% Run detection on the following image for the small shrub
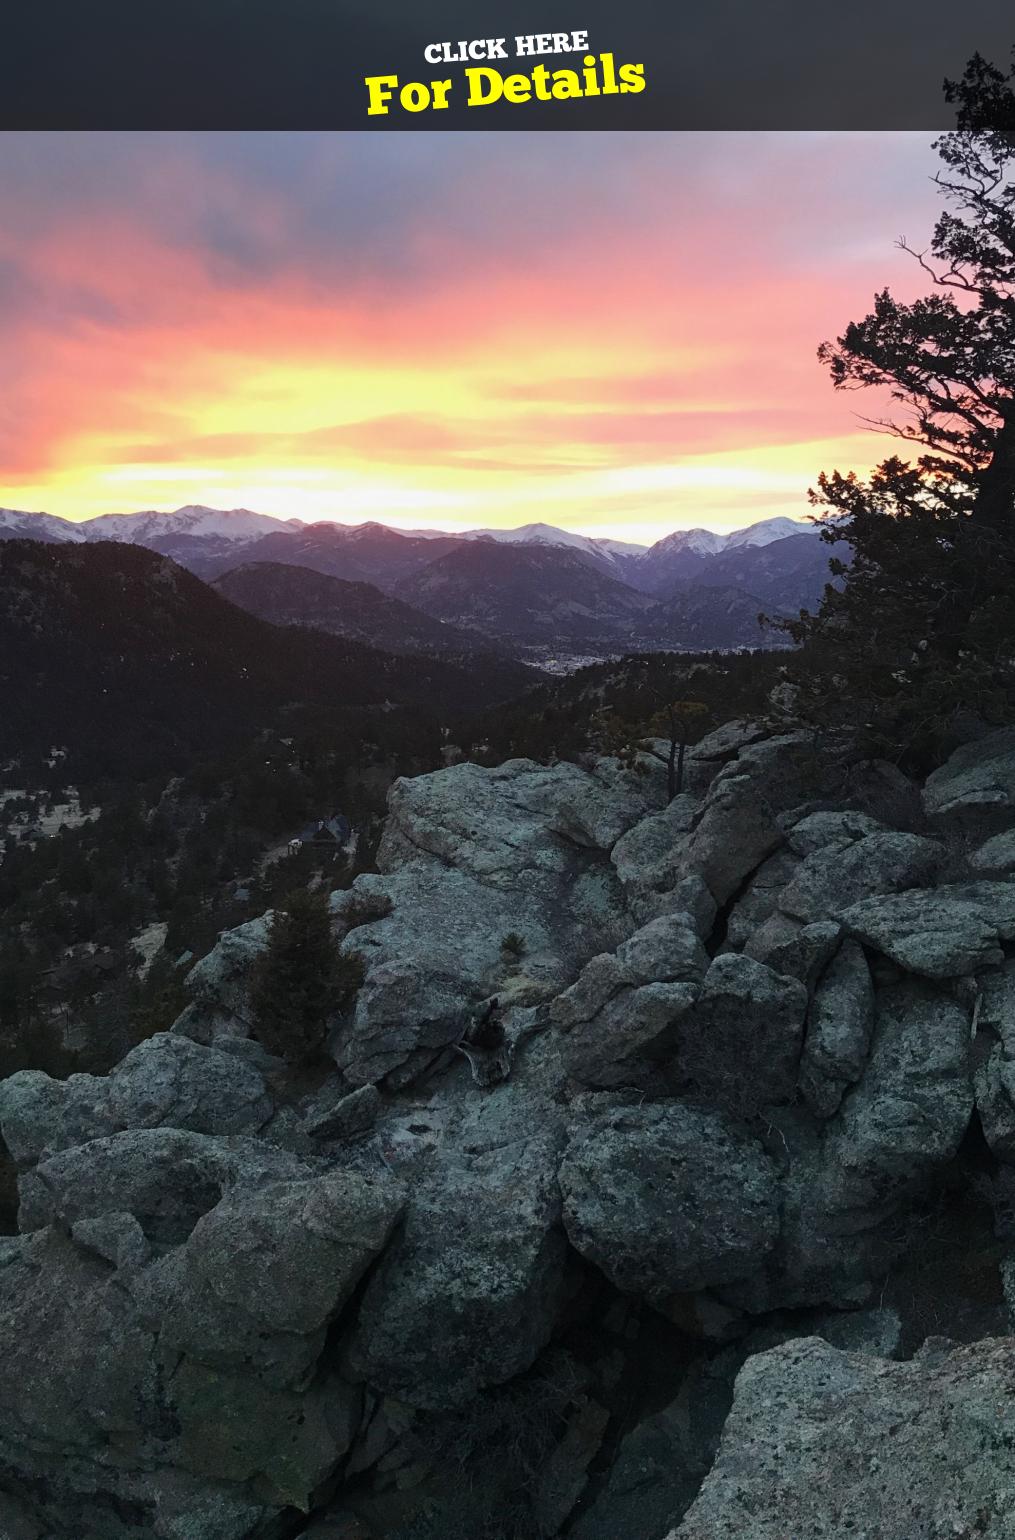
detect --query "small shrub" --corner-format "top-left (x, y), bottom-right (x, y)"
top-left (500, 932), bottom-right (527, 961)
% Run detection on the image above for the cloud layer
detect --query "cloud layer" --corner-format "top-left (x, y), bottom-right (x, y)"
top-left (0, 131), bottom-right (943, 539)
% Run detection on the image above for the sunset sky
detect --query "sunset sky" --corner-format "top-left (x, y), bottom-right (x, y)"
top-left (0, 132), bottom-right (943, 543)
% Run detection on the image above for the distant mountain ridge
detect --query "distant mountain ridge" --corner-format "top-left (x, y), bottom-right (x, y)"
top-left (0, 503), bottom-right (815, 569)
top-left (0, 504), bottom-right (840, 656)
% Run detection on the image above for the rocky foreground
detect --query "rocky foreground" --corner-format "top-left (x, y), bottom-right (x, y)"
top-left (4, 724), bottom-right (1015, 1536)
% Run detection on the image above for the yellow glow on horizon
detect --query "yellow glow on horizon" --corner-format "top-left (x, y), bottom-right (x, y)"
top-left (6, 340), bottom-right (888, 541)
top-left (1, 283), bottom-right (897, 542)
top-left (9, 434), bottom-right (884, 543)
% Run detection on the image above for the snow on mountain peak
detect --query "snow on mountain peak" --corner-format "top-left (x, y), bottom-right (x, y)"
top-left (83, 506), bottom-right (301, 544)
top-left (464, 522), bottom-right (648, 563)
top-left (471, 522), bottom-right (592, 548)
top-left (722, 517), bottom-right (812, 550)
top-left (0, 508), bottom-right (87, 543)
top-left (649, 517), bottom-right (812, 558)
top-left (652, 528), bottom-right (726, 557)
top-left (595, 537), bottom-right (651, 557)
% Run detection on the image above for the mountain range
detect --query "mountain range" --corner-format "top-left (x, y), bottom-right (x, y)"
top-left (0, 504), bottom-right (844, 659)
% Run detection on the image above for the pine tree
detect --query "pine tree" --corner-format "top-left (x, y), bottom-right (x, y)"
top-left (780, 50), bottom-right (1015, 764)
top-left (250, 888), bottom-right (362, 1066)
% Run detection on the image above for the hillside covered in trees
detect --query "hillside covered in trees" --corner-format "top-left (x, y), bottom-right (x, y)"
top-left (0, 539), bottom-right (532, 785)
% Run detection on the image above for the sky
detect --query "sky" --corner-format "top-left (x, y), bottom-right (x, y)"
top-left (0, 131), bottom-right (945, 543)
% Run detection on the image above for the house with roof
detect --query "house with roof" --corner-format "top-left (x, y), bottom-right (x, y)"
top-left (287, 814), bottom-right (353, 856)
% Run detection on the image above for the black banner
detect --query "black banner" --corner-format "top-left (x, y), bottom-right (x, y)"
top-left (3, 0), bottom-right (1013, 130)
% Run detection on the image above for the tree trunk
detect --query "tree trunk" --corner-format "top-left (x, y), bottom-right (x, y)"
top-left (973, 406), bottom-right (1015, 536)
top-left (931, 406), bottom-right (1015, 661)
top-left (675, 735), bottom-right (687, 796)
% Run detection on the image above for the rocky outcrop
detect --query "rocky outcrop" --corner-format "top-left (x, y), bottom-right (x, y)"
top-left (923, 725), bottom-right (1015, 832)
top-left (609, 793), bottom-right (698, 908)
top-left (571, 1306), bottom-right (899, 1540)
top-left (742, 914), bottom-right (841, 985)
top-left (554, 939), bottom-right (811, 1102)
top-left (675, 779), bottom-right (784, 905)
top-left (6, 726), bottom-right (1015, 1537)
top-left (678, 717), bottom-right (772, 795)
top-left (673, 1336), bottom-right (1015, 1539)
top-left (553, 913), bottom-right (708, 1089)
top-left (822, 980), bottom-right (972, 1218)
top-left (670, 953), bottom-right (808, 1109)
top-left (839, 884), bottom-right (1011, 977)
top-left (560, 1101), bottom-right (780, 1305)
top-left (724, 848), bottom-right (800, 948)
top-left (154, 1167), bottom-right (403, 1385)
top-left (0, 1033), bottom-right (275, 1164)
top-left (347, 1128), bottom-right (567, 1409)
top-left (301, 1082), bottom-right (382, 1143)
top-left (558, 977), bottom-right (699, 1090)
top-left (750, 980), bottom-right (973, 1312)
top-left (17, 1128), bottom-right (312, 1242)
top-left (973, 961), bottom-right (1015, 1160)
top-left (970, 828), bottom-right (1015, 876)
top-left (329, 757), bottom-right (662, 1086)
top-left (783, 808), bottom-right (888, 856)
top-left (619, 729), bottom-right (835, 911)
top-left (776, 831), bottom-right (942, 922)
top-left (614, 912), bottom-right (711, 986)
top-left (0, 1139), bottom-right (403, 1535)
top-left (171, 913), bottom-right (272, 1041)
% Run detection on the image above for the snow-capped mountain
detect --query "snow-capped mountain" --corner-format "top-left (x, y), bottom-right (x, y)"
top-left (0, 504), bottom-right (810, 562)
top-left (632, 517), bottom-right (817, 597)
top-left (595, 536), bottom-right (650, 557)
top-left (374, 515), bottom-right (802, 558)
top-left (462, 521), bottom-right (648, 572)
top-left (83, 505), bottom-right (302, 546)
top-left (0, 504), bottom-right (309, 573)
top-left (723, 516), bottom-right (810, 550)
top-left (649, 528), bottom-right (727, 558)
top-left (0, 508), bottom-right (87, 543)
top-left (464, 521), bottom-right (646, 553)
top-left (0, 504), bottom-right (301, 551)
top-left (646, 517), bottom-right (810, 560)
